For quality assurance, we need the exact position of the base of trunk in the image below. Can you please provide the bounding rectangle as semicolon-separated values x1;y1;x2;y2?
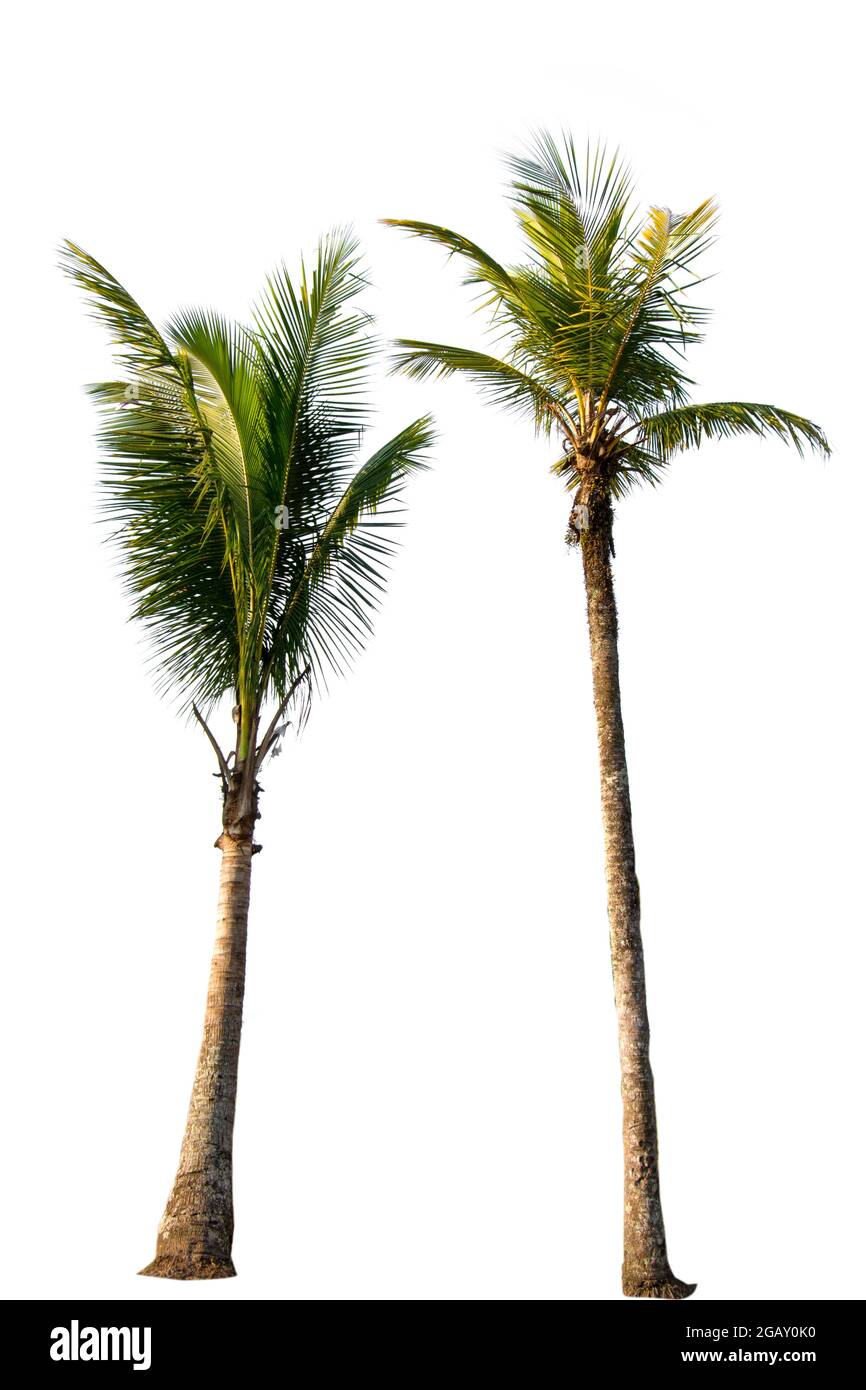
138;1255;237;1281
622;1274;697;1300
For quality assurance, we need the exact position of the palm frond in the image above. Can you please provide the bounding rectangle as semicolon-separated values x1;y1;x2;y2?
391;339;566;432
59;240;177;375
169;308;269;575
380;219;521;313
253;233;372;547
506;132;636;291
83;375;241;707
254;229;373;484
262;415;436;693
595;200;718;414
639;401;830;460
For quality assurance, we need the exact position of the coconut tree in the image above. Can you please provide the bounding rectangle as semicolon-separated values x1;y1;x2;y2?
63;235;434;1279
384;134;828;1299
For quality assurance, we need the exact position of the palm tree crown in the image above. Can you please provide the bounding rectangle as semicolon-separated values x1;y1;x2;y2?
62;234;434;771
384;134;828;501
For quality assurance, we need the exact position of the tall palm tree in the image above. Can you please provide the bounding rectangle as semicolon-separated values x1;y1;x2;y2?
384;135;829;1299
63;235;434;1280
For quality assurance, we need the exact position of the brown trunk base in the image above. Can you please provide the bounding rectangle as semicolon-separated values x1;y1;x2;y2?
622;1274;697;1300
138;1255;237;1281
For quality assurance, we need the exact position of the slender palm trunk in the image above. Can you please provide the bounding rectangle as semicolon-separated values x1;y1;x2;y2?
576;484;694;1300
140;773;258;1279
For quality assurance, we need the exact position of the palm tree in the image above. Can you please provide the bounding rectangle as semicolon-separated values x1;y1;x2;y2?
384;134;829;1299
63;235;434;1280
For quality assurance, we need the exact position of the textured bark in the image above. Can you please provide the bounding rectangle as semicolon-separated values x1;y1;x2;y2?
576;483;695;1300
140;772;257;1280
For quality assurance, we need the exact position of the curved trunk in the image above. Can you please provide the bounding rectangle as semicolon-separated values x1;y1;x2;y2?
576;486;694;1300
140;775;257;1280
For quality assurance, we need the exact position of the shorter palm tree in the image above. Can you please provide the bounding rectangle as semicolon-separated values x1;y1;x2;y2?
63;234;434;1278
384;133;829;1297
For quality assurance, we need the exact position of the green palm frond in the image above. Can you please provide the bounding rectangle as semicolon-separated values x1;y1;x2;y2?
390;339;567;432
252;231;375;587
59;240;178;375
263;415;435;693
169;308;269;565
638;401;830;461
506;133;635;291
379;219;518;308
598;200;717;410
254;230;373;499
83;372;241;706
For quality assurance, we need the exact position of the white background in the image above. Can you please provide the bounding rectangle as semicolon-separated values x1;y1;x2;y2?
1;0;862;1301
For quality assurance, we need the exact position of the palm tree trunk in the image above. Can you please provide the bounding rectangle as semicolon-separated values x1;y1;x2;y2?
139;809;255;1280
577;486;695;1300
